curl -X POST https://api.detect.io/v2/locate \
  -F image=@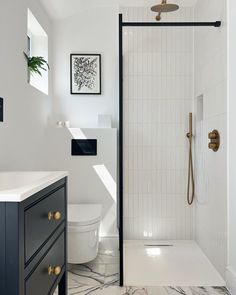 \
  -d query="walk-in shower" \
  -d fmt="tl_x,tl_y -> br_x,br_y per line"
119,1 -> 226,288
